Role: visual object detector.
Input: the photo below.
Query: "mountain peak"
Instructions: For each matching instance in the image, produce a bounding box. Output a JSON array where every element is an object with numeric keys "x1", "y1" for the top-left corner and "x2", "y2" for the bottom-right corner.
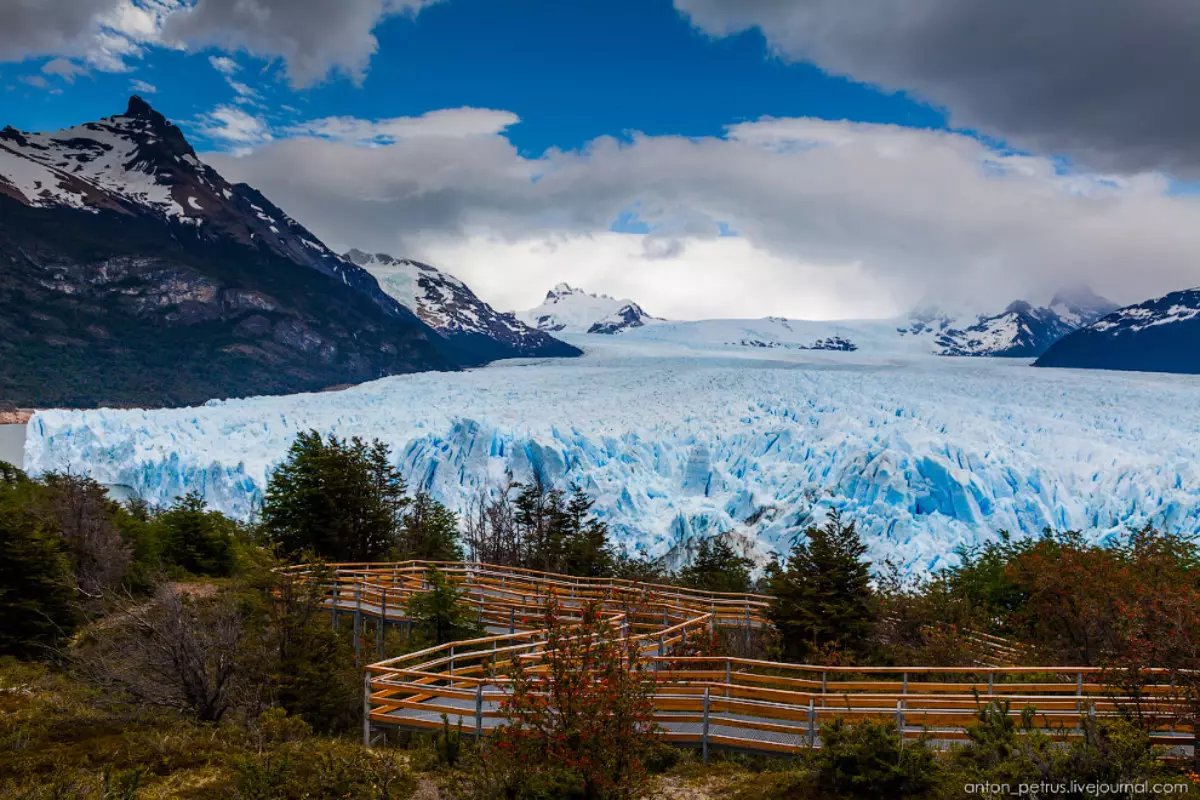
[{"x1": 125, "y1": 95, "x2": 155, "y2": 118}]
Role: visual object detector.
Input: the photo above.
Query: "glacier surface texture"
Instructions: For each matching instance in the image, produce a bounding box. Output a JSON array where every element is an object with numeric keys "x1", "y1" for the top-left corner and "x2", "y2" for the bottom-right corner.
[{"x1": 23, "y1": 335, "x2": 1200, "y2": 571}]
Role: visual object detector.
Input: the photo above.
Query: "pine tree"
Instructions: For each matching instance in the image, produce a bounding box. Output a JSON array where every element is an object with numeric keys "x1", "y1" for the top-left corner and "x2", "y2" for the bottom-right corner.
[
  {"x1": 261, "y1": 431, "x2": 409, "y2": 562},
  {"x1": 562, "y1": 486, "x2": 615, "y2": 578},
  {"x1": 0, "y1": 470, "x2": 79, "y2": 657},
  {"x1": 768, "y1": 511, "x2": 873, "y2": 662},
  {"x1": 406, "y1": 567, "x2": 480, "y2": 646},
  {"x1": 401, "y1": 492, "x2": 464, "y2": 562},
  {"x1": 678, "y1": 537, "x2": 753, "y2": 593},
  {"x1": 159, "y1": 492, "x2": 237, "y2": 576}
]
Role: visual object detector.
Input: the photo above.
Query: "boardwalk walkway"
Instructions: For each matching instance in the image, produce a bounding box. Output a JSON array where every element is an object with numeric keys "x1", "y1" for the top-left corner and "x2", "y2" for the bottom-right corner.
[{"x1": 288, "y1": 562, "x2": 1196, "y2": 758}]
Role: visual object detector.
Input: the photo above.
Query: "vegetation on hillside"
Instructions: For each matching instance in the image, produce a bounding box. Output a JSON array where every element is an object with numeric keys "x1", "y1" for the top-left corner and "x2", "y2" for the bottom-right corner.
[{"x1": 4, "y1": 427, "x2": 1200, "y2": 798}]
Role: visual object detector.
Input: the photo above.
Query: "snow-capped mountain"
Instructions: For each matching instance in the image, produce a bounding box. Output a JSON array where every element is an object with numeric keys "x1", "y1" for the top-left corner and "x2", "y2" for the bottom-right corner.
[
  {"x1": 516, "y1": 283, "x2": 663, "y2": 334},
  {"x1": 901, "y1": 291, "x2": 1117, "y2": 358},
  {"x1": 1036, "y1": 287, "x2": 1200, "y2": 374},
  {"x1": 343, "y1": 250, "x2": 580, "y2": 360},
  {"x1": 0, "y1": 97, "x2": 467, "y2": 408},
  {"x1": 0, "y1": 96, "x2": 401, "y2": 316}
]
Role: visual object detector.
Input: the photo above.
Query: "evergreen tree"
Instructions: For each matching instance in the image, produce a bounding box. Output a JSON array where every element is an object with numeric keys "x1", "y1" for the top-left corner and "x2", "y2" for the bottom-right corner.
[
  {"x1": 159, "y1": 492, "x2": 238, "y2": 576},
  {"x1": 406, "y1": 567, "x2": 480, "y2": 646},
  {"x1": 768, "y1": 511, "x2": 873, "y2": 662},
  {"x1": 401, "y1": 492, "x2": 463, "y2": 562},
  {"x1": 678, "y1": 537, "x2": 754, "y2": 593},
  {"x1": 561, "y1": 486, "x2": 615, "y2": 578},
  {"x1": 0, "y1": 487, "x2": 79, "y2": 657},
  {"x1": 260, "y1": 431, "x2": 409, "y2": 562}
]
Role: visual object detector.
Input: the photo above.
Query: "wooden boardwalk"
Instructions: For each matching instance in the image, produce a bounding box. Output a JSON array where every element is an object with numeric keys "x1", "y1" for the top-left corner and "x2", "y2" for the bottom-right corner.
[{"x1": 288, "y1": 562, "x2": 1197, "y2": 758}]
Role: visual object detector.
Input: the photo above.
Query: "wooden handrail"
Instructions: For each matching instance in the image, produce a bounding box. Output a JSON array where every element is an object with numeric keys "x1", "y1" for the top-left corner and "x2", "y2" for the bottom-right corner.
[{"x1": 287, "y1": 560, "x2": 1197, "y2": 755}]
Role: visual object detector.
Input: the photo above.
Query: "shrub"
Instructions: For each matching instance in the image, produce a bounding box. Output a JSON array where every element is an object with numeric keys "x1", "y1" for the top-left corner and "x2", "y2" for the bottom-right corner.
[
  {"x1": 809, "y1": 717, "x2": 941, "y2": 799},
  {"x1": 159, "y1": 492, "x2": 238, "y2": 577},
  {"x1": 463, "y1": 600, "x2": 659, "y2": 800}
]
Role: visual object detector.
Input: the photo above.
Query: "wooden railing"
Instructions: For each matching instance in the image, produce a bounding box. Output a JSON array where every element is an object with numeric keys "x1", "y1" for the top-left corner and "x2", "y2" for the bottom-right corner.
[{"x1": 290, "y1": 562, "x2": 1196, "y2": 757}]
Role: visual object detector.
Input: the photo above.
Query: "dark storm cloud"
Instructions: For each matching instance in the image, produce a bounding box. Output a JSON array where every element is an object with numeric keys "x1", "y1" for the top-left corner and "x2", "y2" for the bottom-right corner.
[{"x1": 676, "y1": 0, "x2": 1200, "y2": 176}]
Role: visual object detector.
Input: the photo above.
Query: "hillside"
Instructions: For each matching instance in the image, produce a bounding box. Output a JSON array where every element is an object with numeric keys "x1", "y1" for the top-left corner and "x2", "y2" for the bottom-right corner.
[
  {"x1": 344, "y1": 250, "x2": 580, "y2": 361},
  {"x1": 0, "y1": 97, "x2": 462, "y2": 408}
]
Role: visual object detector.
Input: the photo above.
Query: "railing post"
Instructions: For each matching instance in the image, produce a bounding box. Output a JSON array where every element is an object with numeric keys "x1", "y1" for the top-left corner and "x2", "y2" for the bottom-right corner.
[
  {"x1": 724, "y1": 661, "x2": 731, "y2": 699},
  {"x1": 896, "y1": 700, "x2": 905, "y2": 744},
  {"x1": 509, "y1": 607, "x2": 516, "y2": 634},
  {"x1": 363, "y1": 672, "x2": 373, "y2": 747},
  {"x1": 702, "y1": 687, "x2": 711, "y2": 765},
  {"x1": 354, "y1": 584, "x2": 362, "y2": 658},
  {"x1": 1193, "y1": 714, "x2": 1200, "y2": 772},
  {"x1": 821, "y1": 671, "x2": 827, "y2": 707},
  {"x1": 475, "y1": 683, "x2": 484, "y2": 741},
  {"x1": 710, "y1": 601, "x2": 716, "y2": 635},
  {"x1": 807, "y1": 698, "x2": 816, "y2": 747},
  {"x1": 1076, "y1": 672, "x2": 1084, "y2": 728},
  {"x1": 902, "y1": 672, "x2": 908, "y2": 695},
  {"x1": 449, "y1": 646, "x2": 456, "y2": 678},
  {"x1": 988, "y1": 672, "x2": 994, "y2": 695},
  {"x1": 331, "y1": 582, "x2": 339, "y2": 631},
  {"x1": 377, "y1": 587, "x2": 387, "y2": 658}
]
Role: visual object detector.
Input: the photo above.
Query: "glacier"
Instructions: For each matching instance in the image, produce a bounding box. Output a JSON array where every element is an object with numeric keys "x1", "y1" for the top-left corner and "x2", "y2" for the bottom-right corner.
[{"x1": 22, "y1": 334, "x2": 1200, "y2": 572}]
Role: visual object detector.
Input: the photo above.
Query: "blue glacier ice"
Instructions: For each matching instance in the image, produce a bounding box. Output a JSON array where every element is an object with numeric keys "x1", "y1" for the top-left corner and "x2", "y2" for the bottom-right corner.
[{"x1": 22, "y1": 333, "x2": 1200, "y2": 572}]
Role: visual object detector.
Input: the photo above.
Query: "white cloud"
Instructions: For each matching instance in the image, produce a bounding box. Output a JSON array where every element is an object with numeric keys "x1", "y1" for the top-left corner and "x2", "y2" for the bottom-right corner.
[
  {"x1": 285, "y1": 108, "x2": 521, "y2": 145},
  {"x1": 19, "y1": 75, "x2": 51, "y2": 90},
  {"x1": 161, "y1": 0, "x2": 445, "y2": 88},
  {"x1": 41, "y1": 58, "x2": 88, "y2": 82},
  {"x1": 197, "y1": 105, "x2": 272, "y2": 148},
  {"x1": 1, "y1": 0, "x2": 440, "y2": 87},
  {"x1": 130, "y1": 78, "x2": 157, "y2": 93},
  {"x1": 206, "y1": 113, "x2": 1200, "y2": 318},
  {"x1": 208, "y1": 54, "x2": 239, "y2": 74}
]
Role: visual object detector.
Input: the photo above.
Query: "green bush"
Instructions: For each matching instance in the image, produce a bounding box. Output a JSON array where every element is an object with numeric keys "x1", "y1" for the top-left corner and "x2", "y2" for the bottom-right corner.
[
  {"x1": 810, "y1": 717, "x2": 941, "y2": 799},
  {"x1": 158, "y1": 492, "x2": 239, "y2": 577}
]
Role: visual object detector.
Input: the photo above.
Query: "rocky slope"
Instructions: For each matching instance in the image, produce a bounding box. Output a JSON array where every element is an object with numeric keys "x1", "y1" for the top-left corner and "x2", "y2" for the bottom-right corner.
[
  {"x1": 343, "y1": 250, "x2": 580, "y2": 361},
  {"x1": 1035, "y1": 287, "x2": 1200, "y2": 374},
  {"x1": 0, "y1": 97, "x2": 465, "y2": 408}
]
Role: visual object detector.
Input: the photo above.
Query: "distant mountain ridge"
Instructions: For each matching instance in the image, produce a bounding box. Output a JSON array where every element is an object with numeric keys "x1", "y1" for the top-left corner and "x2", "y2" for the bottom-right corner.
[
  {"x1": 1036, "y1": 287, "x2": 1200, "y2": 374},
  {"x1": 343, "y1": 250, "x2": 580, "y2": 360},
  {"x1": 900, "y1": 290, "x2": 1118, "y2": 357},
  {"x1": 517, "y1": 283, "x2": 663, "y2": 334},
  {"x1": 0, "y1": 97, "x2": 470, "y2": 408}
]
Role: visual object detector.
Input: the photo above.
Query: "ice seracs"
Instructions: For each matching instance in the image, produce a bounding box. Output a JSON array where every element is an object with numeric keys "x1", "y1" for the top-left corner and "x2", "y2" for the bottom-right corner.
[{"x1": 24, "y1": 335, "x2": 1200, "y2": 573}]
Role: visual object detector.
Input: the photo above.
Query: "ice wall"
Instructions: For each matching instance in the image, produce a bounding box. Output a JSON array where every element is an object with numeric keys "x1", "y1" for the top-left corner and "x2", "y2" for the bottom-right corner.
[{"x1": 25, "y1": 345, "x2": 1200, "y2": 572}]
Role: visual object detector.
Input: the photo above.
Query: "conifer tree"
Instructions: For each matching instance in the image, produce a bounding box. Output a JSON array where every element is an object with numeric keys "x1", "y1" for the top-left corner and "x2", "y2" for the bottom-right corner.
[
  {"x1": 678, "y1": 537, "x2": 754, "y2": 593},
  {"x1": 261, "y1": 431, "x2": 409, "y2": 562},
  {"x1": 401, "y1": 492, "x2": 463, "y2": 562},
  {"x1": 159, "y1": 492, "x2": 237, "y2": 576},
  {"x1": 406, "y1": 567, "x2": 480, "y2": 646},
  {"x1": 768, "y1": 511, "x2": 873, "y2": 662}
]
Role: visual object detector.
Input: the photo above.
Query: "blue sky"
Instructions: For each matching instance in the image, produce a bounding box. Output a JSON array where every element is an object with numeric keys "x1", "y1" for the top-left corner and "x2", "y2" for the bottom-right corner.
[
  {"x1": 3, "y1": 0, "x2": 1199, "y2": 318},
  {"x1": 2, "y1": 0, "x2": 946, "y2": 156}
]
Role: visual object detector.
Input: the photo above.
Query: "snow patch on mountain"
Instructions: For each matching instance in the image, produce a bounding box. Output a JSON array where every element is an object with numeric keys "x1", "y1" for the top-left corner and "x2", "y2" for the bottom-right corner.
[
  {"x1": 517, "y1": 284, "x2": 663, "y2": 334},
  {"x1": 344, "y1": 250, "x2": 580, "y2": 359}
]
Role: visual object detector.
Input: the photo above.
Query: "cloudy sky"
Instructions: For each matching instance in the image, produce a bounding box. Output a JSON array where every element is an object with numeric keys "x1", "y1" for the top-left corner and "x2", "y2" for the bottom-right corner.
[{"x1": 3, "y1": 0, "x2": 1200, "y2": 319}]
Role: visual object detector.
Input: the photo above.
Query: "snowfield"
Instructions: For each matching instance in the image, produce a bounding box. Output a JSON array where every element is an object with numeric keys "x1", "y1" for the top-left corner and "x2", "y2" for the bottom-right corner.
[{"x1": 23, "y1": 335, "x2": 1200, "y2": 572}]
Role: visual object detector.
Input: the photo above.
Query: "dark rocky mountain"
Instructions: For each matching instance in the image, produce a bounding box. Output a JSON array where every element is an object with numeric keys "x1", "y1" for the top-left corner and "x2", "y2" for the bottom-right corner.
[
  {"x1": 901, "y1": 290, "x2": 1118, "y2": 358},
  {"x1": 0, "y1": 97, "x2": 466, "y2": 409},
  {"x1": 343, "y1": 250, "x2": 580, "y2": 361},
  {"x1": 1035, "y1": 288, "x2": 1200, "y2": 374},
  {"x1": 587, "y1": 303, "x2": 658, "y2": 334}
]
